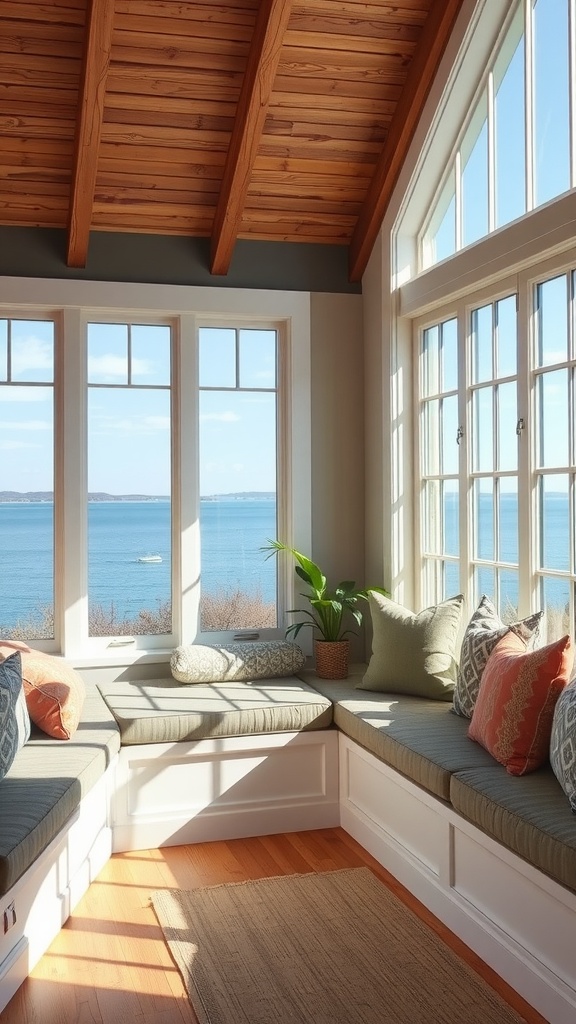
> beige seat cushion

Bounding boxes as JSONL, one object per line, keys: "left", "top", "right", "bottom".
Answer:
{"left": 97, "top": 675, "right": 333, "bottom": 746}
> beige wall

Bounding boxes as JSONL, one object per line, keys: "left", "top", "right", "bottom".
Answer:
{"left": 309, "top": 292, "right": 369, "bottom": 659}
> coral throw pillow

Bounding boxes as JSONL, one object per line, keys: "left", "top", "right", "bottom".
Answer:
{"left": 0, "top": 642, "right": 85, "bottom": 740}
{"left": 468, "top": 631, "right": 573, "bottom": 775}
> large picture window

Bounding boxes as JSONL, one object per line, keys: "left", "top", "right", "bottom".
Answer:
{"left": 421, "top": 0, "right": 574, "bottom": 270}
{"left": 0, "top": 289, "right": 300, "bottom": 659}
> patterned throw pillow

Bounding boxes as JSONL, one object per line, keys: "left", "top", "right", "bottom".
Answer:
{"left": 468, "top": 631, "right": 573, "bottom": 775}
{"left": 550, "top": 680, "right": 576, "bottom": 811}
{"left": 0, "top": 652, "right": 29, "bottom": 779}
{"left": 357, "top": 592, "right": 464, "bottom": 700}
{"left": 0, "top": 642, "right": 85, "bottom": 740}
{"left": 170, "top": 640, "right": 306, "bottom": 684}
{"left": 453, "top": 596, "right": 543, "bottom": 719}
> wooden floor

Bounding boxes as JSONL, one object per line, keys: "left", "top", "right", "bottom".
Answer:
{"left": 3, "top": 828, "right": 548, "bottom": 1024}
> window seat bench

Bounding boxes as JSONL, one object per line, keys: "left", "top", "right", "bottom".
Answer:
{"left": 2, "top": 665, "right": 576, "bottom": 1024}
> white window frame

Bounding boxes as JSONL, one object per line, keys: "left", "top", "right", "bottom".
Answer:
{"left": 0, "top": 277, "right": 312, "bottom": 668}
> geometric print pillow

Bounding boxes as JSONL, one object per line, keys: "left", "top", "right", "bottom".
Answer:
{"left": 0, "top": 651, "right": 29, "bottom": 780}
{"left": 453, "top": 595, "right": 543, "bottom": 719}
{"left": 170, "top": 640, "right": 306, "bottom": 684}
{"left": 550, "top": 679, "right": 576, "bottom": 811}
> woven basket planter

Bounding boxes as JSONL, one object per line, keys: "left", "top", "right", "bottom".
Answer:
{"left": 314, "top": 639, "right": 350, "bottom": 680}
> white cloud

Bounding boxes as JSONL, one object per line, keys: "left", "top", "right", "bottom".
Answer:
{"left": 0, "top": 419, "right": 51, "bottom": 431}
{"left": 11, "top": 335, "right": 52, "bottom": 376}
{"left": 88, "top": 354, "right": 152, "bottom": 380}
{"left": 91, "top": 413, "right": 170, "bottom": 435}
{"left": 200, "top": 411, "right": 240, "bottom": 423}
{"left": 0, "top": 387, "right": 51, "bottom": 403}
{"left": 0, "top": 440, "right": 39, "bottom": 450}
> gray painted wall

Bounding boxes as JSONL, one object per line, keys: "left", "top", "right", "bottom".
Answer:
{"left": 0, "top": 228, "right": 361, "bottom": 294}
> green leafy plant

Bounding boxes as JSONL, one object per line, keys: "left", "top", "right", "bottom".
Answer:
{"left": 263, "top": 540, "right": 389, "bottom": 641}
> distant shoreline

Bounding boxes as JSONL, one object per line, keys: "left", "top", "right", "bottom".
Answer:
{"left": 0, "top": 491, "right": 276, "bottom": 503}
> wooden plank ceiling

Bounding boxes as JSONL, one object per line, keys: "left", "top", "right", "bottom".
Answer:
{"left": 0, "top": 0, "right": 464, "bottom": 281}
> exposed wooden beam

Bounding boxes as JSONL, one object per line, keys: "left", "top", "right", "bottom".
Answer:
{"left": 348, "top": 0, "right": 465, "bottom": 283}
{"left": 67, "top": 0, "right": 115, "bottom": 268}
{"left": 210, "top": 0, "right": 293, "bottom": 275}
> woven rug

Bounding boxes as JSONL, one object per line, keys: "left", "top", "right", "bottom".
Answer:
{"left": 151, "top": 866, "right": 527, "bottom": 1024}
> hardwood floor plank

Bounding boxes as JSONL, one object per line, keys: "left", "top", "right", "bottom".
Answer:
{"left": 1, "top": 828, "right": 548, "bottom": 1024}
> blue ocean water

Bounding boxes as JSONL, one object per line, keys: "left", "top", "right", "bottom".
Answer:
{"left": 0, "top": 498, "right": 277, "bottom": 629}
{"left": 0, "top": 493, "right": 571, "bottom": 630}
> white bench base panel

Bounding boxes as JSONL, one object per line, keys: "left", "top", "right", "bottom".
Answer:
{"left": 111, "top": 729, "right": 340, "bottom": 852}
{"left": 338, "top": 732, "right": 576, "bottom": 1024}
{"left": 0, "top": 756, "right": 117, "bottom": 1014}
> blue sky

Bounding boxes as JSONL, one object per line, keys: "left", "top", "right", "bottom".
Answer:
{"left": 0, "top": 320, "right": 277, "bottom": 496}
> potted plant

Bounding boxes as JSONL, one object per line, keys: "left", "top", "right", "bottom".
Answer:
{"left": 263, "top": 540, "right": 388, "bottom": 679}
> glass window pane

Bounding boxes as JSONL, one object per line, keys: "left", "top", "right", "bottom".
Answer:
{"left": 421, "top": 326, "right": 439, "bottom": 398}
{"left": 535, "top": 275, "right": 568, "bottom": 366}
{"left": 199, "top": 391, "right": 277, "bottom": 630}
{"left": 461, "top": 101, "right": 489, "bottom": 247}
{"left": 11, "top": 320, "right": 54, "bottom": 383}
{"left": 474, "top": 478, "right": 494, "bottom": 560}
{"left": 87, "top": 379, "right": 172, "bottom": 636}
{"left": 131, "top": 325, "right": 171, "bottom": 386}
{"left": 422, "top": 179, "right": 456, "bottom": 269}
{"left": 541, "top": 576, "right": 571, "bottom": 643}
{"left": 88, "top": 323, "right": 128, "bottom": 384}
{"left": 471, "top": 304, "right": 493, "bottom": 383}
{"left": 239, "top": 330, "right": 276, "bottom": 389}
{"left": 443, "top": 482, "right": 459, "bottom": 557}
{"left": 442, "top": 395, "right": 459, "bottom": 474}
{"left": 199, "top": 327, "right": 236, "bottom": 387}
{"left": 423, "top": 480, "right": 441, "bottom": 555}
{"left": 495, "top": 295, "right": 517, "bottom": 378}
{"left": 445, "top": 560, "right": 460, "bottom": 597}
{"left": 537, "top": 369, "right": 568, "bottom": 467}
{"left": 539, "top": 474, "right": 570, "bottom": 571}
{"left": 494, "top": 26, "right": 526, "bottom": 227}
{"left": 0, "top": 382, "right": 54, "bottom": 639}
{"left": 533, "top": 0, "right": 570, "bottom": 207}
{"left": 472, "top": 387, "right": 494, "bottom": 472}
{"left": 441, "top": 318, "right": 458, "bottom": 392}
{"left": 499, "top": 569, "right": 519, "bottom": 621}
{"left": 497, "top": 381, "right": 517, "bottom": 472}
{"left": 499, "top": 483, "right": 518, "bottom": 564}
{"left": 474, "top": 565, "right": 495, "bottom": 607}
{"left": 422, "top": 399, "right": 440, "bottom": 476}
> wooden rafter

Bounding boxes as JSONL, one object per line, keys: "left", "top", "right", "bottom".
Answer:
{"left": 210, "top": 0, "right": 294, "bottom": 276}
{"left": 67, "top": 0, "right": 115, "bottom": 268}
{"left": 348, "top": 0, "right": 466, "bottom": 283}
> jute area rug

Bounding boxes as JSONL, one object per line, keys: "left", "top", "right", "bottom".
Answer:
{"left": 151, "top": 866, "right": 527, "bottom": 1024}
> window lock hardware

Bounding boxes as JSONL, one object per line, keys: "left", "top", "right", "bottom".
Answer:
{"left": 516, "top": 418, "right": 525, "bottom": 436}
{"left": 456, "top": 425, "right": 464, "bottom": 445}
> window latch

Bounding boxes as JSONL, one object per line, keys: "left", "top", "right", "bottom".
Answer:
{"left": 516, "top": 418, "right": 525, "bottom": 436}
{"left": 456, "top": 425, "right": 464, "bottom": 445}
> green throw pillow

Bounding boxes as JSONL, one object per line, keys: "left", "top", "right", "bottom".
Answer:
{"left": 358, "top": 592, "right": 465, "bottom": 700}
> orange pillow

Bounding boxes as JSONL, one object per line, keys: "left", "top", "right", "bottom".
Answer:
{"left": 468, "top": 631, "right": 573, "bottom": 775}
{"left": 0, "top": 642, "right": 85, "bottom": 740}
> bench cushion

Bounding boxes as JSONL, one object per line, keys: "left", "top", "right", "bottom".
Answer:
{"left": 0, "top": 685, "right": 120, "bottom": 896}
{"left": 450, "top": 765, "right": 576, "bottom": 895}
{"left": 299, "top": 669, "right": 498, "bottom": 800}
{"left": 97, "top": 675, "right": 333, "bottom": 745}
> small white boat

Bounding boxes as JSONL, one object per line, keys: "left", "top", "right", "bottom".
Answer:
{"left": 138, "top": 554, "right": 162, "bottom": 563}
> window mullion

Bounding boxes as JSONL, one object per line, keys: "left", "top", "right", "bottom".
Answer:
{"left": 61, "top": 307, "right": 88, "bottom": 658}
{"left": 524, "top": 0, "right": 535, "bottom": 212}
